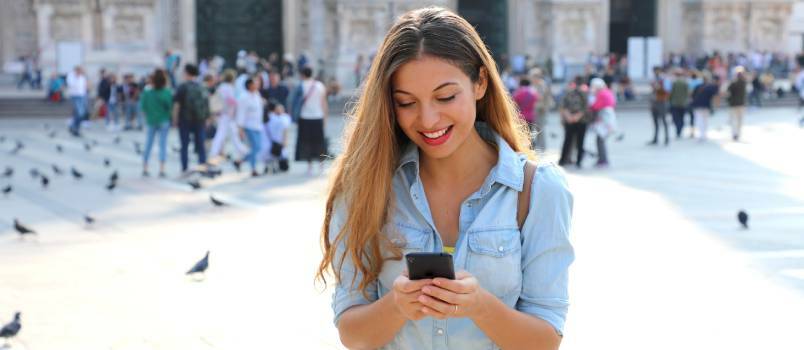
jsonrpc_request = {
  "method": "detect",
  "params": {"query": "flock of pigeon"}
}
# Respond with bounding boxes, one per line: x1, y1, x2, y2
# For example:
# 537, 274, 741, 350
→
1, 124, 227, 347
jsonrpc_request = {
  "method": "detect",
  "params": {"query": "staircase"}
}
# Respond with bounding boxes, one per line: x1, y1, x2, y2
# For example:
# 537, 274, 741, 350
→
0, 96, 73, 118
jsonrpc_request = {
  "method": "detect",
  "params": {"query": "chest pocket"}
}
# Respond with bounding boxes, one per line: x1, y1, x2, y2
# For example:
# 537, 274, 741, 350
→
466, 228, 523, 299
377, 222, 430, 294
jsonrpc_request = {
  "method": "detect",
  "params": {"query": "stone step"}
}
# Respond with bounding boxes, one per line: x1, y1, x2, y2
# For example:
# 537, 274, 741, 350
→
0, 97, 73, 118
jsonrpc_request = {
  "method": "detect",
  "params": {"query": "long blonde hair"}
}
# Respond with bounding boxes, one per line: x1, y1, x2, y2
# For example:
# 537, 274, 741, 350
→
316, 7, 534, 296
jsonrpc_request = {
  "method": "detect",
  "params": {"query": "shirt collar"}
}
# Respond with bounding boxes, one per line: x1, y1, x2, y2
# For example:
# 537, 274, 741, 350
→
396, 122, 526, 192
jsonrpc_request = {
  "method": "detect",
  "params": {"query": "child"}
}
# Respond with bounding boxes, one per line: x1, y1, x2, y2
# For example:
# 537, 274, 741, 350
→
264, 103, 292, 173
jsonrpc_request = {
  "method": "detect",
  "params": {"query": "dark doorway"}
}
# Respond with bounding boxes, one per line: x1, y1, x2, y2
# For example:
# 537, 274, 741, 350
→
609, 0, 657, 55
196, 0, 283, 69
458, 0, 508, 67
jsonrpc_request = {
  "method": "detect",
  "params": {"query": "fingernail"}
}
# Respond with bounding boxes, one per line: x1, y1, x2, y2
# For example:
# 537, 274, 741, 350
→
434, 279, 441, 286
422, 287, 430, 294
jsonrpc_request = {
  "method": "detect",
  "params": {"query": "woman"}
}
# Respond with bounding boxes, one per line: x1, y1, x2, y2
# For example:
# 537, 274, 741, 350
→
316, 7, 574, 350
589, 78, 616, 167
209, 69, 248, 162
236, 77, 265, 177
294, 66, 329, 175
512, 78, 539, 150
140, 69, 172, 177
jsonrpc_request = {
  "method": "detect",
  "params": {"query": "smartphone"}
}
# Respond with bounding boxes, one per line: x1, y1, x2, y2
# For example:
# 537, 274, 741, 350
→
405, 252, 455, 280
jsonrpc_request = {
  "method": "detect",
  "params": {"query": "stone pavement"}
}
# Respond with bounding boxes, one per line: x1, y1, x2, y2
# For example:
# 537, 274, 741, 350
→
1, 106, 803, 349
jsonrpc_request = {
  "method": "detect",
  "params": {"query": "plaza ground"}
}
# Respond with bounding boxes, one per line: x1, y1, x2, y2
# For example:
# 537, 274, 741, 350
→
1, 106, 803, 349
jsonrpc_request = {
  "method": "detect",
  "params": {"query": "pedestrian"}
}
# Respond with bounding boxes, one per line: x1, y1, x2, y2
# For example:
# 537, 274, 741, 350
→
236, 77, 265, 177
690, 73, 721, 142
16, 55, 35, 90
292, 66, 328, 175
140, 69, 173, 177
795, 64, 804, 127
558, 76, 589, 168
172, 64, 210, 174
262, 71, 289, 109
749, 72, 763, 107
727, 68, 748, 141
650, 67, 671, 145
512, 78, 540, 150
208, 69, 248, 162
96, 69, 111, 124
165, 50, 181, 88
589, 78, 616, 167
122, 74, 142, 130
668, 69, 689, 141
530, 68, 552, 151
686, 70, 703, 137
66, 66, 89, 137
316, 7, 573, 349
265, 103, 292, 173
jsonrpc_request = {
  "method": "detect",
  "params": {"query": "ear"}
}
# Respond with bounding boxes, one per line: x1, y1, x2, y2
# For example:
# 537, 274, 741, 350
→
474, 67, 488, 101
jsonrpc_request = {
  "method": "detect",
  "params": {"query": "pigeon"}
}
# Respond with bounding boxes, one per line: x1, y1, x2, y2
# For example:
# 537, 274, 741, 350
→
29, 168, 40, 179
40, 175, 49, 189
210, 195, 226, 207
56, 144, 63, 153
615, 133, 625, 142
188, 180, 202, 190
2, 185, 10, 196
109, 170, 119, 183
13, 219, 36, 237
2, 167, 12, 178
105, 180, 117, 192
84, 214, 95, 226
71, 167, 83, 180
91, 139, 99, 147
48, 130, 57, 138
84, 143, 92, 152
0, 311, 21, 344
10, 142, 23, 155
186, 251, 210, 276
103, 158, 111, 168
0, 135, 5, 143
43, 123, 50, 130
52, 164, 63, 175
737, 210, 749, 229
133, 142, 142, 155
232, 159, 243, 172
113, 136, 121, 145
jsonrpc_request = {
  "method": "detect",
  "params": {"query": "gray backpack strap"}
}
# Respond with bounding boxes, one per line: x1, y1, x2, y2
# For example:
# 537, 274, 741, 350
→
517, 161, 537, 229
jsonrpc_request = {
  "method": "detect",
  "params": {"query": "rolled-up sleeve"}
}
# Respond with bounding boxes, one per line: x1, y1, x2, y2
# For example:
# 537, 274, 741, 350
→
516, 164, 575, 335
330, 199, 379, 326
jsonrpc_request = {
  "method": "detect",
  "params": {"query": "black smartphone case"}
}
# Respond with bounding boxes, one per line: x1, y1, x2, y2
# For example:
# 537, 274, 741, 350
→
405, 252, 455, 280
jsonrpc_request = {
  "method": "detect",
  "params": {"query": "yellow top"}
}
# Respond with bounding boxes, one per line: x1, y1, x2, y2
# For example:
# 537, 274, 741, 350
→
443, 246, 455, 255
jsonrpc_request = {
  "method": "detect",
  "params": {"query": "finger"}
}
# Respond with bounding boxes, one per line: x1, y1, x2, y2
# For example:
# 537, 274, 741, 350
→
399, 278, 433, 293
418, 294, 453, 316
433, 277, 473, 294
421, 285, 460, 304
421, 305, 448, 320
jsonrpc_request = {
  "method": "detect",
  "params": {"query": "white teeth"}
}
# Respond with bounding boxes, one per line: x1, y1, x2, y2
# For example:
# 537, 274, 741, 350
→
422, 127, 449, 139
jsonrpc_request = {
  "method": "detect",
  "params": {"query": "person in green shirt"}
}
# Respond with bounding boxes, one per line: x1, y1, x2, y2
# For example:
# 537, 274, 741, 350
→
668, 69, 690, 139
139, 68, 173, 177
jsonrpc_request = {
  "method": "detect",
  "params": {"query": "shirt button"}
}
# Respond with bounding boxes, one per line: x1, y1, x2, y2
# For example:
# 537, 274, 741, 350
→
436, 328, 444, 335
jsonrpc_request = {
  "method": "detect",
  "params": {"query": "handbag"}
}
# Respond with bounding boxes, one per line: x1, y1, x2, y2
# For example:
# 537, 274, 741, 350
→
270, 141, 283, 157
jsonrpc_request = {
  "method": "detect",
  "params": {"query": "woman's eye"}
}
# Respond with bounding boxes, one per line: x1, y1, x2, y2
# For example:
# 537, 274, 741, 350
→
396, 101, 415, 108
437, 95, 456, 103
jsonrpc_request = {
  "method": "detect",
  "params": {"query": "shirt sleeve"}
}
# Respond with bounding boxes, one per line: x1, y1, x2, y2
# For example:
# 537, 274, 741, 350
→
330, 198, 380, 327
516, 163, 575, 336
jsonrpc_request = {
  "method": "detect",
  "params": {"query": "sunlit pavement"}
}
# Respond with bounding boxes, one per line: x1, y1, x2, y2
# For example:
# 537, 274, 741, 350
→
1, 106, 803, 349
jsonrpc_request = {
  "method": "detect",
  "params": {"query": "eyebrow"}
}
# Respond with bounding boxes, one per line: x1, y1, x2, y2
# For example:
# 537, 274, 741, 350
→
393, 82, 458, 95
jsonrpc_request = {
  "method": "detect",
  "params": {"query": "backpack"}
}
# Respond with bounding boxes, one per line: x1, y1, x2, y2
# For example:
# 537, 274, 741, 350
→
183, 82, 209, 123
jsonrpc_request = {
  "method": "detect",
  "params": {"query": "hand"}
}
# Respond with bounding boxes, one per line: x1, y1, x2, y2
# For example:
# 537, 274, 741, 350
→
418, 270, 489, 320
391, 271, 433, 322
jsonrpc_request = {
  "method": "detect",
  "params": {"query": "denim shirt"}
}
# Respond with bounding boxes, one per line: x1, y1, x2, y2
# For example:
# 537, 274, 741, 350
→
331, 123, 575, 350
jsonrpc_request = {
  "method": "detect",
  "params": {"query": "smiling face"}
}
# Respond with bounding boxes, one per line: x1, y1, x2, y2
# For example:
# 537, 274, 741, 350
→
392, 55, 487, 160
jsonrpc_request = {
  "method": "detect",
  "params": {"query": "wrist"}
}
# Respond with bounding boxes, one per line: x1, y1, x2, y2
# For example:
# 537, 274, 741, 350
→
385, 290, 407, 321
471, 288, 497, 322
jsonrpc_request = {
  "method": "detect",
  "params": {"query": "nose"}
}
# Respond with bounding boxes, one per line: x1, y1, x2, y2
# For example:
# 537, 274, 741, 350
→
419, 103, 440, 129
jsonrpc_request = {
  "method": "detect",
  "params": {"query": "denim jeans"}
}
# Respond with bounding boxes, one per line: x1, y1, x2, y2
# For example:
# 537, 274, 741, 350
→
244, 128, 262, 171
178, 123, 207, 171
70, 96, 87, 133
105, 101, 119, 126
144, 121, 170, 164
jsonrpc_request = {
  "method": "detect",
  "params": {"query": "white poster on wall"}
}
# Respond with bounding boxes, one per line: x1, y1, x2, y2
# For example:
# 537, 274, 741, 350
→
646, 37, 663, 75
627, 37, 645, 80
56, 41, 83, 75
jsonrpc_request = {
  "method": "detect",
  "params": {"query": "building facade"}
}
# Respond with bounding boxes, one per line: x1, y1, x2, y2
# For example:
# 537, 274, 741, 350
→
1, 0, 801, 86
